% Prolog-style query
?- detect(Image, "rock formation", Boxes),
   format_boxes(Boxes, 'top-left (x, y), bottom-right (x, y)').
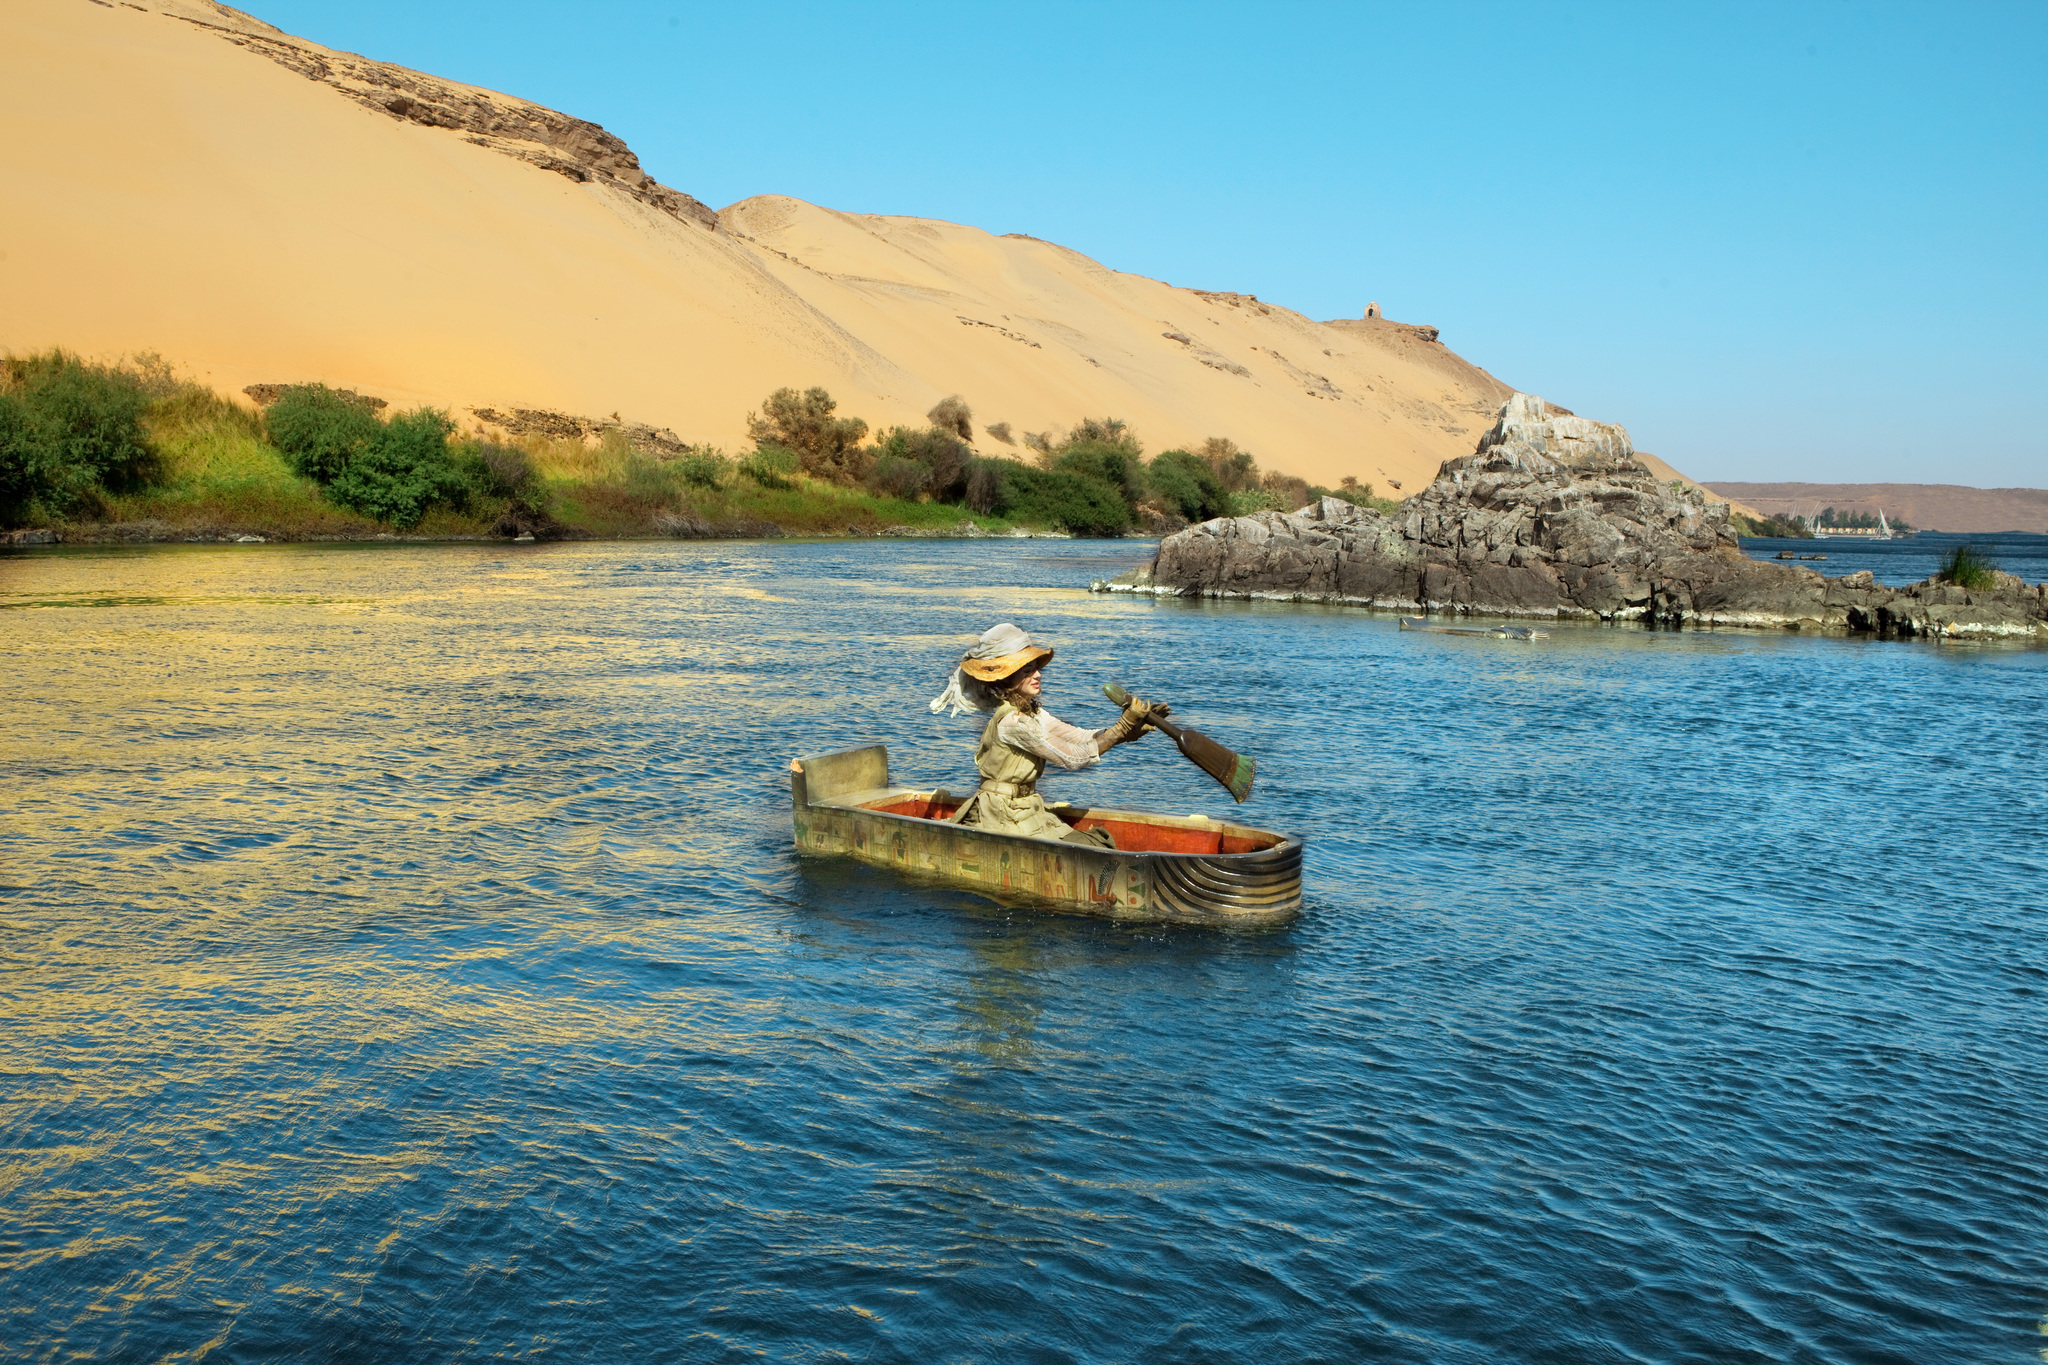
top-left (152, 1), bottom-right (718, 230)
top-left (1096, 395), bottom-right (2047, 639)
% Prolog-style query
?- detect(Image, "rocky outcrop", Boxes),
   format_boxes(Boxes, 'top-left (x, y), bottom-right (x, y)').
top-left (161, 4), bottom-right (718, 230)
top-left (470, 407), bottom-right (696, 458)
top-left (244, 383), bottom-right (385, 410)
top-left (1096, 395), bottom-right (2048, 639)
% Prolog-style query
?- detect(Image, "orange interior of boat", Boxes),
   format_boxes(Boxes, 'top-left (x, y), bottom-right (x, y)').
top-left (865, 795), bottom-right (1279, 855)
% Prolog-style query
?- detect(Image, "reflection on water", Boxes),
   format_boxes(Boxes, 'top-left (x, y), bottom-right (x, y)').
top-left (2, 539), bottom-right (2045, 1362)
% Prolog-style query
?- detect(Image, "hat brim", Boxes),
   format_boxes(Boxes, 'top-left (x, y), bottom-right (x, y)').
top-left (961, 645), bottom-right (1053, 682)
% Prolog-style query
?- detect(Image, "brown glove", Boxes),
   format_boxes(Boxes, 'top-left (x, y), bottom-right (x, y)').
top-left (1094, 696), bottom-right (1154, 755)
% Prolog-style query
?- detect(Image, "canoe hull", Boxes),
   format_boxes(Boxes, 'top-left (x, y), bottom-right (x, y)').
top-left (791, 745), bottom-right (1303, 926)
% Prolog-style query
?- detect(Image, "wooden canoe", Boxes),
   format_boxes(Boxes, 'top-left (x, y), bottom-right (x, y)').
top-left (790, 745), bottom-right (1303, 925)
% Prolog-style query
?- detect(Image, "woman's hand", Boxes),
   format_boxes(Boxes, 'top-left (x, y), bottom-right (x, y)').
top-left (1094, 696), bottom-right (1155, 754)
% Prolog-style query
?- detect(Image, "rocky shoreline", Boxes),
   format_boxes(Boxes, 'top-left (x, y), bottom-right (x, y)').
top-left (1093, 395), bottom-right (2047, 640)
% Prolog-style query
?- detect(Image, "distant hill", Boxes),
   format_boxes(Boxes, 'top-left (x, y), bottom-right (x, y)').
top-left (1699, 484), bottom-right (2048, 535)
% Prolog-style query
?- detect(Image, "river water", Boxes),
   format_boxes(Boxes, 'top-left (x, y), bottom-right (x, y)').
top-left (1738, 531), bottom-right (2048, 587)
top-left (3, 539), bottom-right (2044, 1364)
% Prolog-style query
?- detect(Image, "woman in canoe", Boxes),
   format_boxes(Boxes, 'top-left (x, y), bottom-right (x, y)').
top-left (929, 622), bottom-right (1158, 847)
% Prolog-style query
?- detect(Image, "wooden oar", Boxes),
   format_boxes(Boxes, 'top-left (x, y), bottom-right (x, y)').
top-left (1104, 682), bottom-right (1256, 804)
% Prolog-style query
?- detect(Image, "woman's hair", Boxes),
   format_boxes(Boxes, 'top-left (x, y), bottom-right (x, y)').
top-left (994, 664), bottom-right (1043, 714)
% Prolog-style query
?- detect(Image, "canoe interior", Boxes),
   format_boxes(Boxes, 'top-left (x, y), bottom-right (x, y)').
top-left (863, 794), bottom-right (1281, 856)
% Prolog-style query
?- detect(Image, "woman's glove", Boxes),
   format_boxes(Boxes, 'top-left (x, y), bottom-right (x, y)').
top-left (1093, 695), bottom-right (1155, 754)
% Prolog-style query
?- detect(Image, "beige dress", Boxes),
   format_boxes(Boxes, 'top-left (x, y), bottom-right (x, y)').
top-left (961, 701), bottom-right (1115, 846)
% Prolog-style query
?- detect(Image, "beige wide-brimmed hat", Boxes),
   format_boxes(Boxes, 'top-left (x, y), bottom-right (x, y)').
top-left (959, 622), bottom-right (1053, 681)
top-left (930, 623), bottom-right (1056, 717)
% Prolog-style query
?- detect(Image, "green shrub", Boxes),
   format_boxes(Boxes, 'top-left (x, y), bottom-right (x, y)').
top-left (266, 384), bottom-right (386, 483)
top-left (1026, 416), bottom-right (1141, 469)
top-left (964, 458), bottom-right (1007, 515)
top-left (867, 425), bottom-right (970, 501)
top-left (1938, 543), bottom-right (1998, 591)
top-left (675, 447), bottom-right (729, 488)
top-left (0, 351), bottom-right (161, 523)
top-left (1229, 488), bottom-right (1289, 516)
top-left (463, 441), bottom-right (549, 514)
top-left (745, 387), bottom-right (870, 482)
top-left (265, 385), bottom-right (466, 529)
top-left (1053, 442), bottom-right (1146, 511)
top-left (0, 394), bottom-right (49, 524)
top-left (869, 453), bottom-right (932, 500)
top-left (1197, 436), bottom-right (1260, 492)
top-left (324, 408), bottom-right (465, 528)
top-left (986, 461), bottom-right (1131, 536)
top-left (738, 445), bottom-right (800, 490)
top-left (618, 451), bottom-right (695, 510)
top-left (1148, 449), bottom-right (1230, 521)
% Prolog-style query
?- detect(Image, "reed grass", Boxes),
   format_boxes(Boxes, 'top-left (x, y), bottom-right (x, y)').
top-left (1937, 543), bottom-right (1998, 591)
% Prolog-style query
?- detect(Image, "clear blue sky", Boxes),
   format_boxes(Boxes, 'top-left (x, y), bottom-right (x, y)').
top-left (253, 0), bottom-right (2046, 487)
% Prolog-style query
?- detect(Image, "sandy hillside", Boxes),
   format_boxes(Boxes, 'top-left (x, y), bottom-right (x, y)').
top-left (8, 0), bottom-right (1573, 493)
top-left (1702, 484), bottom-right (2048, 535)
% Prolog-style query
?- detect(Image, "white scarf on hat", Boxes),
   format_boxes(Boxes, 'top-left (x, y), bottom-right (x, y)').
top-left (928, 622), bottom-right (1039, 717)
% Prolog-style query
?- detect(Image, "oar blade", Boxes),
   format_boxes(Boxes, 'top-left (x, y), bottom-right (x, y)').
top-left (1177, 727), bottom-right (1256, 804)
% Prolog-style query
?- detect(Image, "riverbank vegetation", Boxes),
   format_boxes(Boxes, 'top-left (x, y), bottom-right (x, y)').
top-left (1727, 511), bottom-right (1815, 539)
top-left (1, 350), bottom-right (1392, 542)
top-left (1937, 543), bottom-right (1998, 591)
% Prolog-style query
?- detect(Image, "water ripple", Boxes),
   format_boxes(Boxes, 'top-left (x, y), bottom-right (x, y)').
top-left (1, 540), bottom-right (2043, 1362)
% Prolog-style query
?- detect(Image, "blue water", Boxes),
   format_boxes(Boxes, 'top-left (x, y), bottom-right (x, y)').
top-left (1739, 531), bottom-right (2048, 586)
top-left (3, 539), bottom-right (2044, 1364)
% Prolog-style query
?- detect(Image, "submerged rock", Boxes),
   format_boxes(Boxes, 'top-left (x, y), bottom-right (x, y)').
top-left (1098, 395), bottom-right (2047, 639)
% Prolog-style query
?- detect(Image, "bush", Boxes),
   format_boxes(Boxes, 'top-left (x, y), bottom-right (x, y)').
top-left (618, 451), bottom-right (695, 510)
top-left (464, 441), bottom-right (549, 514)
top-left (870, 453), bottom-right (932, 500)
top-left (746, 387), bottom-right (870, 483)
top-left (675, 447), bottom-right (730, 488)
top-left (982, 460), bottom-right (1131, 536)
top-left (1261, 472), bottom-right (1313, 510)
top-left (266, 384), bottom-right (465, 528)
top-left (1229, 488), bottom-right (1289, 516)
top-left (984, 421), bottom-right (1015, 446)
top-left (1197, 436), bottom-right (1260, 493)
top-left (1938, 543), bottom-right (1998, 591)
top-left (0, 351), bottom-right (161, 523)
top-left (324, 408), bottom-right (466, 528)
top-left (927, 395), bottom-right (974, 442)
top-left (1148, 449), bottom-right (1230, 522)
top-left (266, 384), bottom-right (385, 484)
top-left (964, 458), bottom-right (1007, 515)
top-left (1053, 442), bottom-right (1145, 510)
top-left (1026, 416), bottom-right (1141, 470)
top-left (867, 425), bottom-right (971, 501)
top-left (738, 445), bottom-right (800, 490)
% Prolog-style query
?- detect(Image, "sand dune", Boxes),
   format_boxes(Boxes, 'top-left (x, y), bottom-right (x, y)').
top-left (10, 0), bottom-right (1543, 493)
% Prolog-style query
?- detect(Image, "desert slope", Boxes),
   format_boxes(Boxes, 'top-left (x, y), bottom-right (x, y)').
top-left (8, 0), bottom-right (1523, 492)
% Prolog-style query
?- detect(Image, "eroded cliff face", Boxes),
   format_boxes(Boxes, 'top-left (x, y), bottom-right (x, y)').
top-left (139, 0), bottom-right (718, 229)
top-left (1102, 395), bottom-right (2048, 639)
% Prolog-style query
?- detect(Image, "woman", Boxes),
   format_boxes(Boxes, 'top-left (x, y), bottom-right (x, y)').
top-left (929, 623), bottom-right (1157, 846)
